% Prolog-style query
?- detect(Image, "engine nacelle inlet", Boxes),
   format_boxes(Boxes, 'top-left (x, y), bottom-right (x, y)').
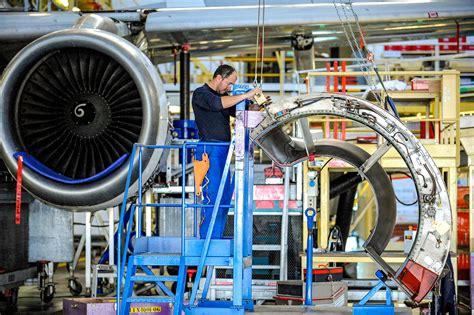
top-left (0, 28), bottom-right (168, 211)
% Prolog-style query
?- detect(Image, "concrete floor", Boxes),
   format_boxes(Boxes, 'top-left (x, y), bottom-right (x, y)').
top-left (252, 305), bottom-right (413, 314)
top-left (7, 265), bottom-right (75, 315)
top-left (0, 265), bottom-right (427, 315)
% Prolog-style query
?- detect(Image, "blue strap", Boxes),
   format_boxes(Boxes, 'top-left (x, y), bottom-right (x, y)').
top-left (385, 95), bottom-right (400, 118)
top-left (13, 152), bottom-right (128, 184)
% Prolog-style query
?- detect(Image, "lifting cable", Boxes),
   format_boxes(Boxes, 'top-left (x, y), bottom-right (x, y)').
top-left (333, 0), bottom-right (399, 118)
top-left (254, 0), bottom-right (266, 87)
top-left (333, 0), bottom-right (379, 101)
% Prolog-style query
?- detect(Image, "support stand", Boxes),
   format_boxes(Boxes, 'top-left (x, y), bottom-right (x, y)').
top-left (352, 270), bottom-right (394, 315)
top-left (186, 84), bottom-right (255, 314)
top-left (231, 84), bottom-right (255, 312)
top-left (116, 84), bottom-right (258, 315)
top-left (304, 208), bottom-right (316, 305)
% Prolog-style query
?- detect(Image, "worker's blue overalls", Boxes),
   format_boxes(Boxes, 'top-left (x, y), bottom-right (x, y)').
top-left (192, 84), bottom-right (250, 239)
top-left (195, 143), bottom-right (233, 239)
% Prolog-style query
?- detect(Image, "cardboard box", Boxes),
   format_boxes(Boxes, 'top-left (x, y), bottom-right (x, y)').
top-left (275, 281), bottom-right (347, 306)
top-left (411, 78), bottom-right (441, 93)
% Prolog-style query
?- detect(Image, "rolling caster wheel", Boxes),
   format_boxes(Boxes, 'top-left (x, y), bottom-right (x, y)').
top-left (41, 283), bottom-right (55, 303)
top-left (68, 278), bottom-right (82, 296)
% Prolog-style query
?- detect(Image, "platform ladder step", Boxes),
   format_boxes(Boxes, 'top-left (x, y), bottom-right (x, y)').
top-left (120, 257), bottom-right (188, 315)
top-left (130, 275), bottom-right (178, 282)
top-left (126, 296), bottom-right (176, 303)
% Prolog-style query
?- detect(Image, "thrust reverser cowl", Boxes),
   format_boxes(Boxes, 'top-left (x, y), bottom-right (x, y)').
top-left (250, 93), bottom-right (452, 303)
top-left (0, 28), bottom-right (168, 211)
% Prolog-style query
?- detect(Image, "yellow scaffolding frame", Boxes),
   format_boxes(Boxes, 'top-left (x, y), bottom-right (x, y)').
top-left (300, 70), bottom-right (460, 282)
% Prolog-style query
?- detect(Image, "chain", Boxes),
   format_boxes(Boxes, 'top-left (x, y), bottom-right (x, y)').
top-left (253, 0), bottom-right (262, 87)
top-left (347, 2), bottom-right (391, 100)
top-left (253, 0), bottom-right (266, 87)
top-left (333, 0), bottom-right (381, 103)
top-left (339, 1), bottom-right (373, 81)
top-left (348, 2), bottom-right (391, 99)
top-left (341, 1), bottom-right (380, 100)
top-left (259, 0), bottom-right (266, 88)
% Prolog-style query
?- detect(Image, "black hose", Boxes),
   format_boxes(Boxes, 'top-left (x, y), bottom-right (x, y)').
top-left (389, 172), bottom-right (418, 206)
top-left (73, 222), bottom-right (119, 228)
top-left (330, 172), bottom-right (363, 199)
top-left (335, 185), bottom-right (358, 249)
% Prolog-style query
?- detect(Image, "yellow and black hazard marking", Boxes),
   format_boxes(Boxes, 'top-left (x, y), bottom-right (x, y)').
top-left (129, 306), bottom-right (162, 313)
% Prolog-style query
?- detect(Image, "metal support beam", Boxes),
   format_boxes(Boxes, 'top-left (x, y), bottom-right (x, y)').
top-left (298, 117), bottom-right (315, 158)
top-left (360, 141), bottom-right (392, 174)
top-left (180, 44), bottom-right (191, 121)
top-left (233, 93), bottom-right (246, 308)
top-left (85, 212), bottom-right (92, 295)
top-left (94, 212), bottom-right (109, 243)
top-left (243, 122), bottom-right (254, 306)
top-left (145, 190), bottom-right (153, 236)
top-left (279, 167), bottom-right (290, 281)
top-left (275, 50), bottom-right (286, 96)
top-left (72, 231), bottom-right (85, 273)
top-left (108, 207), bottom-right (115, 284)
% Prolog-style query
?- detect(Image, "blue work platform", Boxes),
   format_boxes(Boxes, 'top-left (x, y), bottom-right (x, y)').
top-left (116, 85), bottom-right (255, 315)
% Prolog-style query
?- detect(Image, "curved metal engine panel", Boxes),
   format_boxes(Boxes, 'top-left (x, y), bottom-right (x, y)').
top-left (298, 139), bottom-right (396, 255)
top-left (0, 29), bottom-right (168, 211)
top-left (251, 93), bottom-right (451, 302)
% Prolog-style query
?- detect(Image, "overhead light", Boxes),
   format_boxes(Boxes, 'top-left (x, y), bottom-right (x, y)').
top-left (52, 0), bottom-right (69, 9)
top-left (384, 23), bottom-right (448, 31)
top-left (311, 31), bottom-right (338, 35)
top-left (352, 0), bottom-right (432, 5)
top-left (212, 39), bottom-right (233, 43)
top-left (313, 36), bottom-right (338, 43)
top-left (198, 39), bottom-right (233, 45)
top-left (159, 4), bottom-right (331, 12)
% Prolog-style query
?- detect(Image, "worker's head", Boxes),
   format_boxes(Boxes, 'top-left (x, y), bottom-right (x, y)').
top-left (211, 64), bottom-right (237, 94)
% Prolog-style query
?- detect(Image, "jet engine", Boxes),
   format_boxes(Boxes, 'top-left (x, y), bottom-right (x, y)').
top-left (0, 28), bottom-right (168, 211)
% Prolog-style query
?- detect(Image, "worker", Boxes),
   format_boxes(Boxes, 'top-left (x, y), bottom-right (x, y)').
top-left (192, 64), bottom-right (263, 239)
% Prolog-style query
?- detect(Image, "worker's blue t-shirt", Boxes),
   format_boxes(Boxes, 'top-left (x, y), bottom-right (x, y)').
top-left (192, 84), bottom-right (236, 141)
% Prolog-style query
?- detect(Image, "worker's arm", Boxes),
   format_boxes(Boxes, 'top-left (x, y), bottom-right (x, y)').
top-left (220, 87), bottom-right (262, 109)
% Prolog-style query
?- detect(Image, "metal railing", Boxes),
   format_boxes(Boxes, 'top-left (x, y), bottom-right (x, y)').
top-left (116, 141), bottom-right (233, 313)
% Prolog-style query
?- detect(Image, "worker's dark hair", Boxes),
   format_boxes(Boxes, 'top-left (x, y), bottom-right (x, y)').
top-left (213, 64), bottom-right (236, 79)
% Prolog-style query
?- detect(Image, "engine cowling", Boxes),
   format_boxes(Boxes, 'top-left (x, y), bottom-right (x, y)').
top-left (0, 28), bottom-right (168, 211)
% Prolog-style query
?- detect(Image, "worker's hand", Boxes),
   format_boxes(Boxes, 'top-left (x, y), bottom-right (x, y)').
top-left (248, 94), bottom-right (272, 111)
top-left (245, 87), bottom-right (262, 99)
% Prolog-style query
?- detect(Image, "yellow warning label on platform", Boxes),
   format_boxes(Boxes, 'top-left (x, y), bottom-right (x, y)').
top-left (130, 306), bottom-right (162, 313)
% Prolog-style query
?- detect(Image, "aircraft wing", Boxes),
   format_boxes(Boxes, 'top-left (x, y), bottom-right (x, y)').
top-left (1, 0), bottom-right (474, 63)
